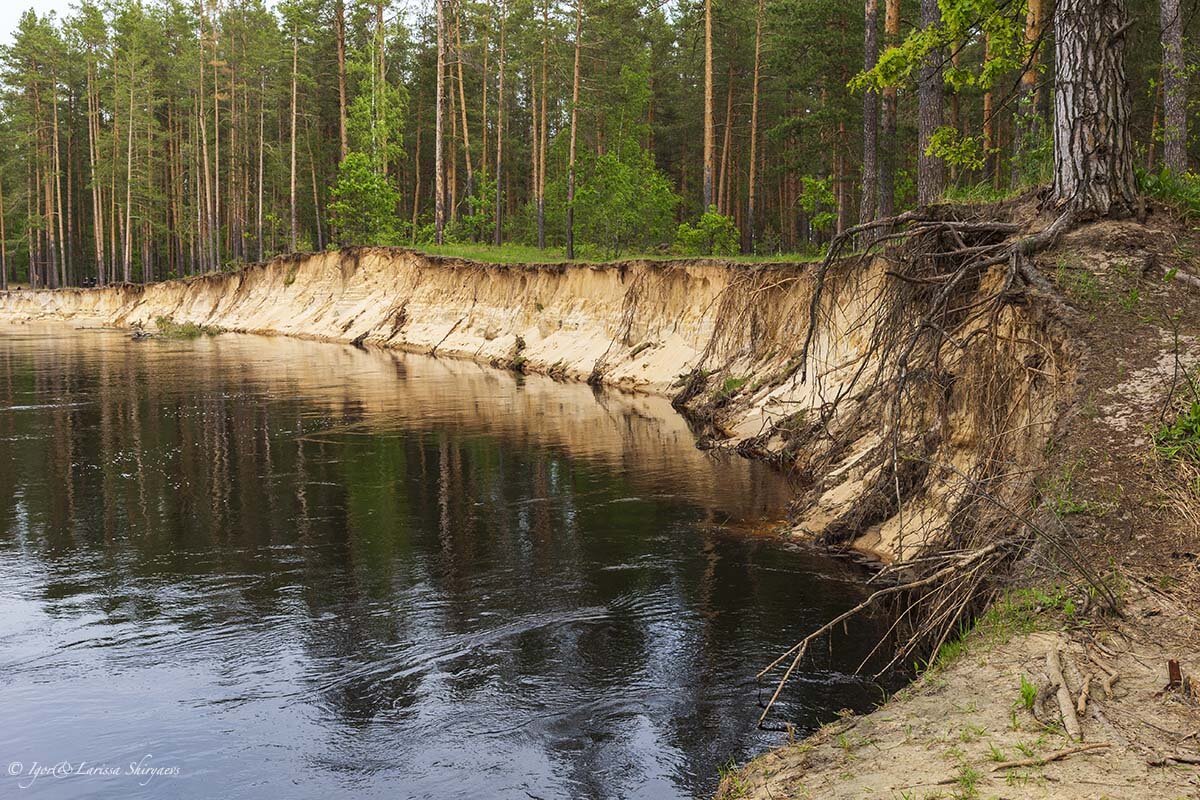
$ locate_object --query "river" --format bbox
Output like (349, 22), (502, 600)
(0, 324), (890, 799)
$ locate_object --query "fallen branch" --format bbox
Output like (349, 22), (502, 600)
(1048, 647), (1083, 741)
(1077, 673), (1093, 716)
(991, 742), (1110, 771)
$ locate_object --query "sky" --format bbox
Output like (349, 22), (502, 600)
(1, 0), (71, 47)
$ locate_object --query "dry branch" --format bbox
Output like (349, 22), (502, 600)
(1048, 647), (1083, 741)
(991, 742), (1110, 771)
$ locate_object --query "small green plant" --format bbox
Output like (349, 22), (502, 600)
(717, 758), (749, 798)
(1039, 460), (1099, 516)
(1118, 287), (1141, 311)
(715, 375), (748, 403)
(987, 742), (1006, 762)
(153, 316), (222, 338)
(952, 764), (982, 800)
(1155, 401), (1200, 463)
(1017, 674), (1037, 711)
(1055, 259), (1102, 304)
(1139, 168), (1200, 220)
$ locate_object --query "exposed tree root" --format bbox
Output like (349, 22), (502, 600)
(753, 202), (1118, 727)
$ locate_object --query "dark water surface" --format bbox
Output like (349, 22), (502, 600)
(0, 324), (889, 800)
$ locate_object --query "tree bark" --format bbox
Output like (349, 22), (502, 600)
(916, 0), (944, 205)
(537, 0), (548, 249)
(336, 0), (348, 161)
(454, 10), (475, 204)
(435, 0), (446, 244)
(1012, 0), (1044, 187)
(493, 3), (506, 246)
(566, 0), (582, 259)
(1159, 0), (1187, 171)
(717, 64), (735, 215)
(879, 0), (900, 216)
(1052, 0), (1137, 216)
(123, 62), (134, 283)
(746, 0), (764, 251)
(257, 75), (264, 262)
(702, 0), (715, 210)
(0, 170), (6, 291)
(289, 28), (299, 252)
(983, 33), (994, 183)
(860, 0), (879, 224)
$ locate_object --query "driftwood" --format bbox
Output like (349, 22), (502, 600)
(1048, 647), (1083, 741)
(991, 742), (1110, 771)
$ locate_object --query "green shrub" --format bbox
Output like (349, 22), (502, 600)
(328, 151), (401, 246)
(674, 206), (740, 256)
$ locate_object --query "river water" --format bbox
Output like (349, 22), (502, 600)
(0, 324), (890, 800)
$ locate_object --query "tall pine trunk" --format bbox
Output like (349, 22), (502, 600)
(336, 0), (349, 161)
(289, 28), (298, 253)
(435, 0), (446, 244)
(454, 10), (474, 205)
(1159, 0), (1186, 171)
(879, 0), (900, 216)
(493, 2), (506, 247)
(566, 0), (582, 259)
(916, 0), (944, 204)
(702, 0), (715, 210)
(536, 0), (548, 249)
(860, 0), (879, 224)
(1052, 0), (1136, 215)
(745, 0), (763, 252)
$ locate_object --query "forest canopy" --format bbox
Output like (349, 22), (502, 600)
(0, 0), (1194, 287)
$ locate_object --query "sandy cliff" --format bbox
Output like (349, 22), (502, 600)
(0, 245), (1068, 562)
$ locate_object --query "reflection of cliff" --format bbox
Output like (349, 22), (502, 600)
(0, 325), (790, 530)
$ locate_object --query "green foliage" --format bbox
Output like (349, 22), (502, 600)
(328, 152), (400, 246)
(571, 148), (679, 257)
(852, 0), (1030, 94)
(1011, 112), (1054, 188)
(927, 125), (985, 172)
(1139, 169), (1200, 219)
(1155, 401), (1200, 463)
(153, 316), (222, 338)
(798, 176), (837, 232)
(674, 206), (740, 256)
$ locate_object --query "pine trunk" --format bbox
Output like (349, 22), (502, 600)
(336, 0), (349, 161)
(860, 0), (879, 224)
(916, 0), (944, 204)
(493, 5), (506, 247)
(1159, 0), (1186, 171)
(566, 0), (582, 259)
(746, 0), (763, 252)
(702, 0), (715, 210)
(289, 29), (298, 252)
(1052, 0), (1137, 215)
(435, 0), (446, 244)
(879, 0), (900, 216)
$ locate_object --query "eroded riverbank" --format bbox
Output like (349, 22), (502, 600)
(0, 243), (1069, 565)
